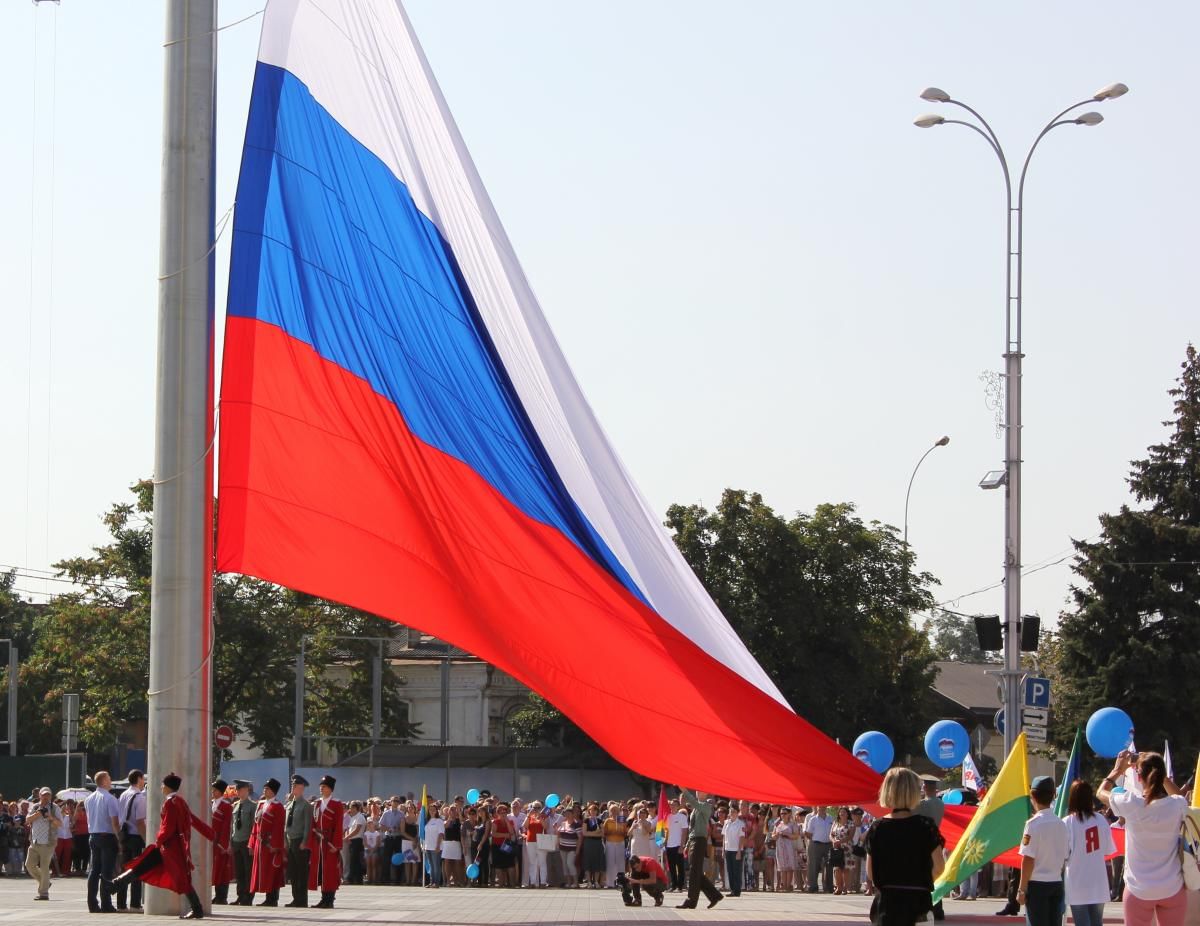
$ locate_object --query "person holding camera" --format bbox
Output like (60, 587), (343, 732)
(621, 854), (669, 906)
(25, 788), (61, 901)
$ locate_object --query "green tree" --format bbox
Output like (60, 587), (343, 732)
(926, 609), (997, 663)
(504, 694), (596, 749)
(1055, 344), (1200, 759)
(665, 491), (939, 751)
(16, 482), (418, 758)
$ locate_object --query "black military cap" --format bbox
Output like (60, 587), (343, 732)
(233, 779), (252, 790)
(264, 778), (281, 795)
(319, 775), (336, 790)
(211, 778), (228, 792)
(291, 774), (309, 787)
(162, 772), (182, 791)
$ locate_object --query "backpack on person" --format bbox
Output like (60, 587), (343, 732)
(1181, 809), (1200, 892)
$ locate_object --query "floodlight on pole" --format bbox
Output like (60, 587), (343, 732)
(914, 114), (945, 128)
(914, 82), (1127, 758)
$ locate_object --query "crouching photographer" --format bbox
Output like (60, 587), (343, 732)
(619, 854), (669, 907)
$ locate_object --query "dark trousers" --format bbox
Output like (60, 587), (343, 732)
(384, 835), (403, 884)
(724, 851), (743, 896)
(622, 878), (666, 905)
(686, 839), (722, 906)
(119, 847), (203, 918)
(1025, 880), (1065, 926)
(232, 842), (252, 903)
(807, 840), (830, 892)
(87, 833), (118, 911)
(666, 846), (686, 890)
(347, 838), (365, 885)
(115, 835), (144, 909)
(286, 841), (310, 906)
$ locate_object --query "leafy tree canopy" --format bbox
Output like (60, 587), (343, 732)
(926, 609), (998, 663)
(13, 481), (417, 759)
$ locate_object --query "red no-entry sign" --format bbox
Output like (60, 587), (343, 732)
(215, 725), (235, 750)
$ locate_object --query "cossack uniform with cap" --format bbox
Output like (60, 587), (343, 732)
(110, 773), (215, 920)
(308, 775), (345, 908)
(249, 777), (287, 905)
(209, 777), (235, 904)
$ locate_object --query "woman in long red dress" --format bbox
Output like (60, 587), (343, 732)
(110, 772), (214, 920)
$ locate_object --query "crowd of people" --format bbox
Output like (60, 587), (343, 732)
(1, 748), (1194, 925)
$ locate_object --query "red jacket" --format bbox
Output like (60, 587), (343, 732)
(124, 793), (213, 895)
(249, 800), (286, 893)
(210, 798), (234, 886)
(308, 798), (345, 892)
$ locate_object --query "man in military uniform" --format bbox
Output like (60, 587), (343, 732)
(210, 778), (234, 905)
(284, 775), (314, 908)
(250, 778), (285, 906)
(229, 780), (254, 906)
(308, 775), (344, 909)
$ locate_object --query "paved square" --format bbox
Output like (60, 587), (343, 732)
(0, 876), (1124, 925)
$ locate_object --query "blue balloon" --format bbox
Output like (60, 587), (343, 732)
(942, 789), (964, 805)
(466, 788), (480, 804)
(924, 720), (970, 769)
(545, 793), (560, 809)
(391, 852), (405, 866)
(851, 731), (894, 774)
(466, 862), (480, 880)
(1086, 707), (1134, 759)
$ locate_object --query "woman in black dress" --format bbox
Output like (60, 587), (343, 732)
(865, 768), (945, 926)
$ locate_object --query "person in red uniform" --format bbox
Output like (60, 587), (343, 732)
(109, 772), (214, 920)
(308, 775), (345, 908)
(249, 777), (286, 907)
(209, 778), (234, 905)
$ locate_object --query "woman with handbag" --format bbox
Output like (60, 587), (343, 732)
(830, 807), (854, 894)
(489, 804), (518, 887)
(865, 769), (945, 926)
(1098, 751), (1190, 926)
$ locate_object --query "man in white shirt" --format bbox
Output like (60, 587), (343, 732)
(665, 801), (689, 892)
(84, 771), (122, 914)
(803, 806), (833, 894)
(115, 770), (148, 912)
(1018, 776), (1068, 926)
(25, 787), (61, 901)
(721, 804), (747, 897)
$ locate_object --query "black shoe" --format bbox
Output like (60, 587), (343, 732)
(284, 901), (308, 908)
(257, 899), (278, 906)
(708, 894), (723, 909)
(314, 900), (334, 909)
(676, 901), (696, 908)
(98, 908), (118, 914)
(212, 897), (227, 905)
(182, 911), (203, 920)
(997, 904), (1020, 916)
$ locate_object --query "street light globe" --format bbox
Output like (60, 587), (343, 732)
(1093, 82), (1129, 101)
(1075, 111), (1104, 126)
(914, 114), (945, 128)
(920, 87), (951, 103)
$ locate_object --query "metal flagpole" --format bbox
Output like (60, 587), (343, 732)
(146, 0), (216, 916)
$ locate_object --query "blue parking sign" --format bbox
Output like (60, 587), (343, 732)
(1024, 676), (1051, 709)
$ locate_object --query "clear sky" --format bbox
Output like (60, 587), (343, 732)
(0, 1), (1194, 629)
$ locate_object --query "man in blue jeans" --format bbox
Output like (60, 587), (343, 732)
(83, 771), (122, 914)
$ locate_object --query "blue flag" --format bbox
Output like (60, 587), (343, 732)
(1054, 728), (1082, 816)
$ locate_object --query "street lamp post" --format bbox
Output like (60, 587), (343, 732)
(904, 435), (951, 553)
(914, 82), (1127, 758)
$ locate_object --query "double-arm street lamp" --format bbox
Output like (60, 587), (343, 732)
(914, 82), (1128, 757)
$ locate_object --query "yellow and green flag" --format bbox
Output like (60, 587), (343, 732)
(1193, 752), (1199, 809)
(933, 732), (1031, 903)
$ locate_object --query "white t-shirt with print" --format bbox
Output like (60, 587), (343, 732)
(422, 817), (446, 851)
(666, 811), (688, 849)
(1019, 808), (1068, 882)
(1063, 812), (1116, 905)
(1110, 791), (1188, 901)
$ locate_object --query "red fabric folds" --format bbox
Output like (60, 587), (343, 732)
(217, 318), (881, 803)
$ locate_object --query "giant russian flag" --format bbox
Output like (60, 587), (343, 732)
(217, 0), (879, 803)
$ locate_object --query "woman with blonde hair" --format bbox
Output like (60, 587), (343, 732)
(865, 768), (945, 926)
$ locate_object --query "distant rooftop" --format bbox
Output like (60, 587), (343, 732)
(930, 660), (1000, 714)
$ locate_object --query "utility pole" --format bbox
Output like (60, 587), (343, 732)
(147, 0), (216, 915)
